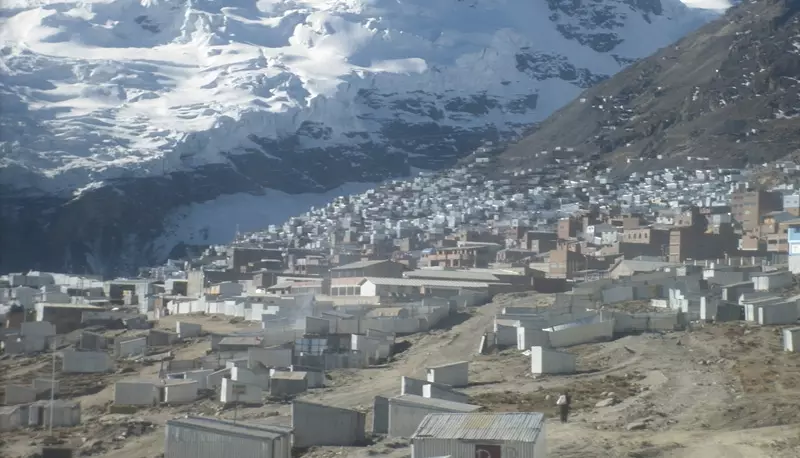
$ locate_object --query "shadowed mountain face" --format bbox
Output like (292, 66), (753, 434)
(500, 0), (800, 172)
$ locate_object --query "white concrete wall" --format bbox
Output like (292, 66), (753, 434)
(530, 347), (577, 375)
(220, 378), (261, 404)
(546, 319), (615, 348)
(783, 327), (800, 352)
(426, 361), (469, 388)
(4, 385), (37, 405)
(422, 384), (470, 404)
(114, 381), (160, 406)
(61, 350), (112, 373)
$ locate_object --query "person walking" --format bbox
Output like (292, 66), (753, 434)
(556, 391), (571, 423)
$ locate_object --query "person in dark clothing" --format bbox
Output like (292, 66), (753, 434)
(557, 391), (572, 423)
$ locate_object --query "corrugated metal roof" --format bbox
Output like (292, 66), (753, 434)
(168, 416), (292, 440)
(390, 394), (481, 412)
(411, 412), (544, 442)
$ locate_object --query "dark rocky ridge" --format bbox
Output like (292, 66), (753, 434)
(500, 0), (800, 170)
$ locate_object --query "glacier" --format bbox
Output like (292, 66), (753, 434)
(0, 0), (724, 194)
(0, 0), (726, 274)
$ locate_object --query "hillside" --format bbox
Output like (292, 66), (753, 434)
(500, 0), (800, 170)
(0, 0), (722, 274)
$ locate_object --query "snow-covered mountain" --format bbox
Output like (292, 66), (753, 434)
(0, 0), (725, 275)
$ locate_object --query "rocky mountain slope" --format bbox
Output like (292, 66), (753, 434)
(0, 0), (722, 275)
(500, 0), (800, 171)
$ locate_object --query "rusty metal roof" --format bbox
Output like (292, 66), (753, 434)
(411, 412), (545, 442)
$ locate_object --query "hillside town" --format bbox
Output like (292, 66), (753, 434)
(5, 157), (800, 457)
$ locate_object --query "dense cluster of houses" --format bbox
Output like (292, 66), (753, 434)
(6, 159), (800, 456)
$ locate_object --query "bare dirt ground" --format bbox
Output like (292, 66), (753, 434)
(4, 293), (800, 458)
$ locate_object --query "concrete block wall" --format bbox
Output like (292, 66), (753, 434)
(546, 319), (615, 348)
(351, 334), (387, 363)
(401, 376), (454, 396)
(21, 322), (56, 338)
(61, 350), (112, 373)
(147, 330), (179, 347)
(269, 373), (308, 397)
(28, 401), (80, 428)
(248, 347), (292, 369)
(114, 381), (160, 406)
(4, 385), (37, 405)
(714, 303), (744, 322)
(232, 366), (270, 390)
(168, 369), (214, 390)
(32, 378), (60, 395)
(783, 327), (800, 352)
(426, 361), (469, 388)
(220, 378), (262, 404)
(115, 337), (147, 358)
(79, 332), (108, 351)
(164, 381), (198, 404)
(530, 347), (577, 374)
(495, 324), (517, 347)
(292, 400), (366, 448)
(305, 316), (331, 335)
(601, 286), (634, 305)
(176, 322), (202, 339)
(516, 327), (550, 350)
(422, 384), (470, 404)
(372, 396), (389, 434)
(206, 368), (231, 390)
(757, 301), (799, 325)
